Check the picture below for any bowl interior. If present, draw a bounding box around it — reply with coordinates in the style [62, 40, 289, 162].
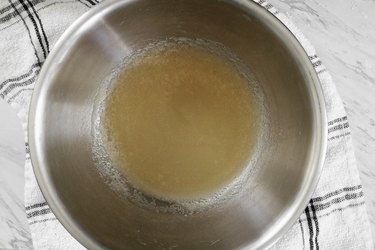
[29, 0, 326, 249]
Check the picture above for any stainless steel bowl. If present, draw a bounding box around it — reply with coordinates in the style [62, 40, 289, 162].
[29, 0, 327, 249]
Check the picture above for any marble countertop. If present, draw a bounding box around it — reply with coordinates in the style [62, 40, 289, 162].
[0, 0, 374, 249]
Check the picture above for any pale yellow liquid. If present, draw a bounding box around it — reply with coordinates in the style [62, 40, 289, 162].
[104, 44, 258, 201]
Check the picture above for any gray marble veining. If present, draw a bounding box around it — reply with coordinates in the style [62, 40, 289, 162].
[0, 99, 31, 249]
[0, 0, 374, 248]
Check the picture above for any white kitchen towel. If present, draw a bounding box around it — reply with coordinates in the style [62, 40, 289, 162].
[0, 0, 373, 249]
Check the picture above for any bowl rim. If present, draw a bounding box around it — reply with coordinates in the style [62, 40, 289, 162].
[28, 0, 327, 249]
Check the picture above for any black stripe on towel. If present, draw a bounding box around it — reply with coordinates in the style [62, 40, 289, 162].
[298, 218, 306, 249]
[328, 132, 351, 141]
[312, 185, 361, 203]
[327, 116, 347, 126]
[0, 0, 46, 24]
[84, 0, 97, 6]
[29, 217, 57, 225]
[77, 0, 91, 8]
[314, 191, 364, 212]
[18, 0, 48, 59]
[301, 185, 364, 249]
[1, 68, 39, 98]
[328, 122, 349, 134]
[0, 4, 14, 15]
[7, 88, 34, 103]
[315, 201, 365, 221]
[25, 201, 48, 211]
[312, 60, 322, 68]
[310, 200, 320, 250]
[26, 0, 49, 53]
[264, 3, 272, 10]
[0, 63, 40, 91]
[301, 201, 365, 224]
[26, 208, 51, 218]
[254, 0, 278, 15]
[304, 206, 315, 249]
[7, 0, 41, 65]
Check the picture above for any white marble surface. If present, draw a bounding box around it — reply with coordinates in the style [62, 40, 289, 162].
[0, 100, 31, 249]
[0, 0, 374, 248]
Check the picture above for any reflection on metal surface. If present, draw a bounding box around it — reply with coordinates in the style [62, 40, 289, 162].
[28, 0, 327, 249]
